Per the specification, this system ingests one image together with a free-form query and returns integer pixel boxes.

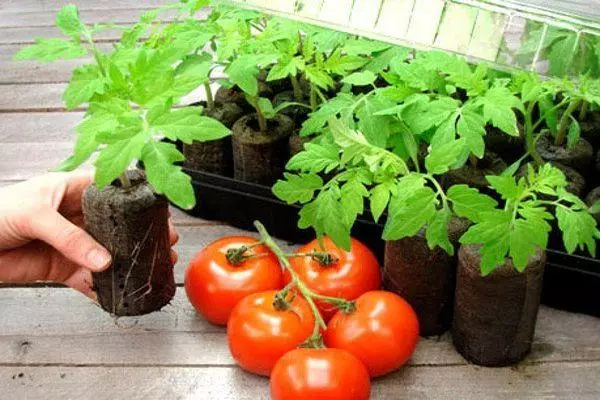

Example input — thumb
[30,209,112,272]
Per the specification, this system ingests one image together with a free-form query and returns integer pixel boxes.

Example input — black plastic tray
[182,167,600,318]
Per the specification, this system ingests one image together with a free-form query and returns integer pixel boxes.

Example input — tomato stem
[255,221,337,342]
[225,243,263,265]
[286,252,339,266]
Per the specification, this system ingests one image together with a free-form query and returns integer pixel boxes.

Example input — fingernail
[88,248,112,270]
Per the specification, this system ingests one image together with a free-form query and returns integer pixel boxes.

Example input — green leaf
[169,54,212,98]
[181,0,211,15]
[590,200,600,214]
[272,173,324,204]
[342,39,391,56]
[300,93,356,136]
[14,38,87,62]
[486,175,522,200]
[460,210,512,275]
[426,208,454,255]
[549,34,577,77]
[425,139,466,175]
[534,163,567,194]
[457,107,486,158]
[94,133,148,188]
[152,107,231,144]
[324,51,368,76]
[383,187,437,241]
[299,188,352,250]
[286,143,340,174]
[447,185,498,222]
[390,60,445,92]
[56,5,85,38]
[509,217,549,271]
[267,56,305,81]
[556,206,598,256]
[227,56,259,95]
[340,178,369,227]
[370,182,392,223]
[539,95,559,134]
[142,141,196,209]
[365,46,410,74]
[356,96,394,147]
[567,116,581,149]
[398,122,419,169]
[63,65,106,109]
[478,85,520,136]
[405,97,460,135]
[56,119,100,172]
[304,65,334,90]
[257,97,276,119]
[342,71,377,86]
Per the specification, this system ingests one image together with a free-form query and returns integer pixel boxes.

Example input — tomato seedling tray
[181,167,600,318]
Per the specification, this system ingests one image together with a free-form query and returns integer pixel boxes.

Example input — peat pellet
[289,131,312,156]
[383,218,470,337]
[536,133,594,174]
[259,69,292,94]
[82,170,175,316]
[183,101,244,176]
[452,244,545,367]
[215,82,274,112]
[273,90,310,127]
[580,111,600,148]
[232,114,294,185]
[484,125,524,163]
[443,151,507,196]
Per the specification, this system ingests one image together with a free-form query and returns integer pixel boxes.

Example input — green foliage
[14,3,231,209]
[14,38,86,62]
[460,164,599,275]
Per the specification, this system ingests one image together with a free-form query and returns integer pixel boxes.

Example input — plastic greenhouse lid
[219,0,600,78]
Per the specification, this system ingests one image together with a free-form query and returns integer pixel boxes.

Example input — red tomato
[324,290,420,377]
[184,236,283,325]
[270,348,371,400]
[227,290,315,376]
[286,237,381,321]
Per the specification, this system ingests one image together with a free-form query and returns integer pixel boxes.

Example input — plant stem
[290,74,303,102]
[252,101,268,133]
[310,85,318,112]
[204,82,214,110]
[468,154,479,168]
[254,221,353,344]
[555,99,582,147]
[580,101,589,121]
[524,102,544,167]
[83,29,107,77]
[424,174,448,209]
[119,173,131,188]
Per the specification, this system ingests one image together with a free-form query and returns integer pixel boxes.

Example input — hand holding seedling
[0,173,179,298]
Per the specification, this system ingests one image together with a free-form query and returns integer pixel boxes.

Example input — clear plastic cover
[220,0,600,78]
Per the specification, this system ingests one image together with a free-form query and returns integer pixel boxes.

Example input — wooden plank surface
[0,288,598,366]
[3,362,600,400]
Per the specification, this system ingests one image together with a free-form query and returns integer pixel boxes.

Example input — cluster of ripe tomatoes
[184,234,419,399]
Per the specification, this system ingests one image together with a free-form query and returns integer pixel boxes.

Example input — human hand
[0,172,179,298]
